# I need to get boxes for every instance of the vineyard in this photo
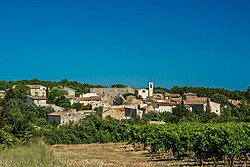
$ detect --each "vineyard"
[128,123,250,166]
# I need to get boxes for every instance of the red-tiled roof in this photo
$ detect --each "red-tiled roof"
[184,92,197,95]
[186,97,208,104]
[27,85,45,89]
[48,112,66,116]
[165,93,181,97]
[27,96,47,100]
[228,99,241,108]
[82,96,102,101]
[65,95,76,99]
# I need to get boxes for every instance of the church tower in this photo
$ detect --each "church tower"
[148,82,154,97]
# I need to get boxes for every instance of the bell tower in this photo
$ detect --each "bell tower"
[148,82,154,97]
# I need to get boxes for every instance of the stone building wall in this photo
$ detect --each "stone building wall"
[90,87,135,101]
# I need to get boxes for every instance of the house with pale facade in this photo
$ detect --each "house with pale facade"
[0,90,5,99]
[24,96,47,106]
[186,97,221,115]
[81,93,98,98]
[27,85,47,97]
[91,101,111,110]
[135,89,148,99]
[152,100,177,113]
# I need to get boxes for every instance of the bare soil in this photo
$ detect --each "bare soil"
[51,143,170,167]
[51,143,250,167]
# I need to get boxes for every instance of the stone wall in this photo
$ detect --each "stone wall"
[90,87,135,101]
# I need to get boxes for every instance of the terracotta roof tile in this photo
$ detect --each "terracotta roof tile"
[27,96,47,100]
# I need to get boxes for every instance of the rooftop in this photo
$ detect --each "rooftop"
[27,96,47,100]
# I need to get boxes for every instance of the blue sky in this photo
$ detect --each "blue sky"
[0,0,249,90]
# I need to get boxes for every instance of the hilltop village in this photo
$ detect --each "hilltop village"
[1,81,239,125]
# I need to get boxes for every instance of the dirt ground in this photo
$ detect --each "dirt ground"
[51,143,250,167]
[51,143,171,167]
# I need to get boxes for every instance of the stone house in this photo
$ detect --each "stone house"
[48,110,86,125]
[64,87,76,96]
[183,92,197,100]
[186,97,221,115]
[24,96,47,106]
[153,93,164,100]
[164,92,181,99]
[65,95,102,106]
[91,101,111,110]
[27,85,47,97]
[170,97,183,104]
[124,104,146,119]
[65,95,77,105]
[90,87,135,101]
[102,107,125,120]
[82,96,102,105]
[152,100,176,113]
[40,104,64,111]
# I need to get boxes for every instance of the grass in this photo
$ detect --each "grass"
[0,143,65,167]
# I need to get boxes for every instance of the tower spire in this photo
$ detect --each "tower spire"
[148,80,154,97]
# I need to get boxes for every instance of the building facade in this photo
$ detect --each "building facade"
[24,96,47,106]
[90,87,135,101]
[27,85,47,97]
[135,89,148,99]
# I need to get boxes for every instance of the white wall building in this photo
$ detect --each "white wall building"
[24,96,47,106]
[135,89,148,99]
[81,93,98,98]
[27,85,47,97]
[148,82,154,97]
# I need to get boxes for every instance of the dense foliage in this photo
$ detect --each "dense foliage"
[0,79,106,97]
[0,98,54,148]
[42,115,140,145]
[168,86,246,100]
[128,123,250,166]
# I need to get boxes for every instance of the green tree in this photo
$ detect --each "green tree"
[211,93,228,105]
[82,105,92,110]
[55,97,71,109]
[5,85,29,100]
[48,86,68,103]
[94,106,103,116]
[72,102,82,111]
[172,103,190,118]
[111,84,127,88]
[113,96,124,105]
[247,86,250,101]
[0,81,12,90]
